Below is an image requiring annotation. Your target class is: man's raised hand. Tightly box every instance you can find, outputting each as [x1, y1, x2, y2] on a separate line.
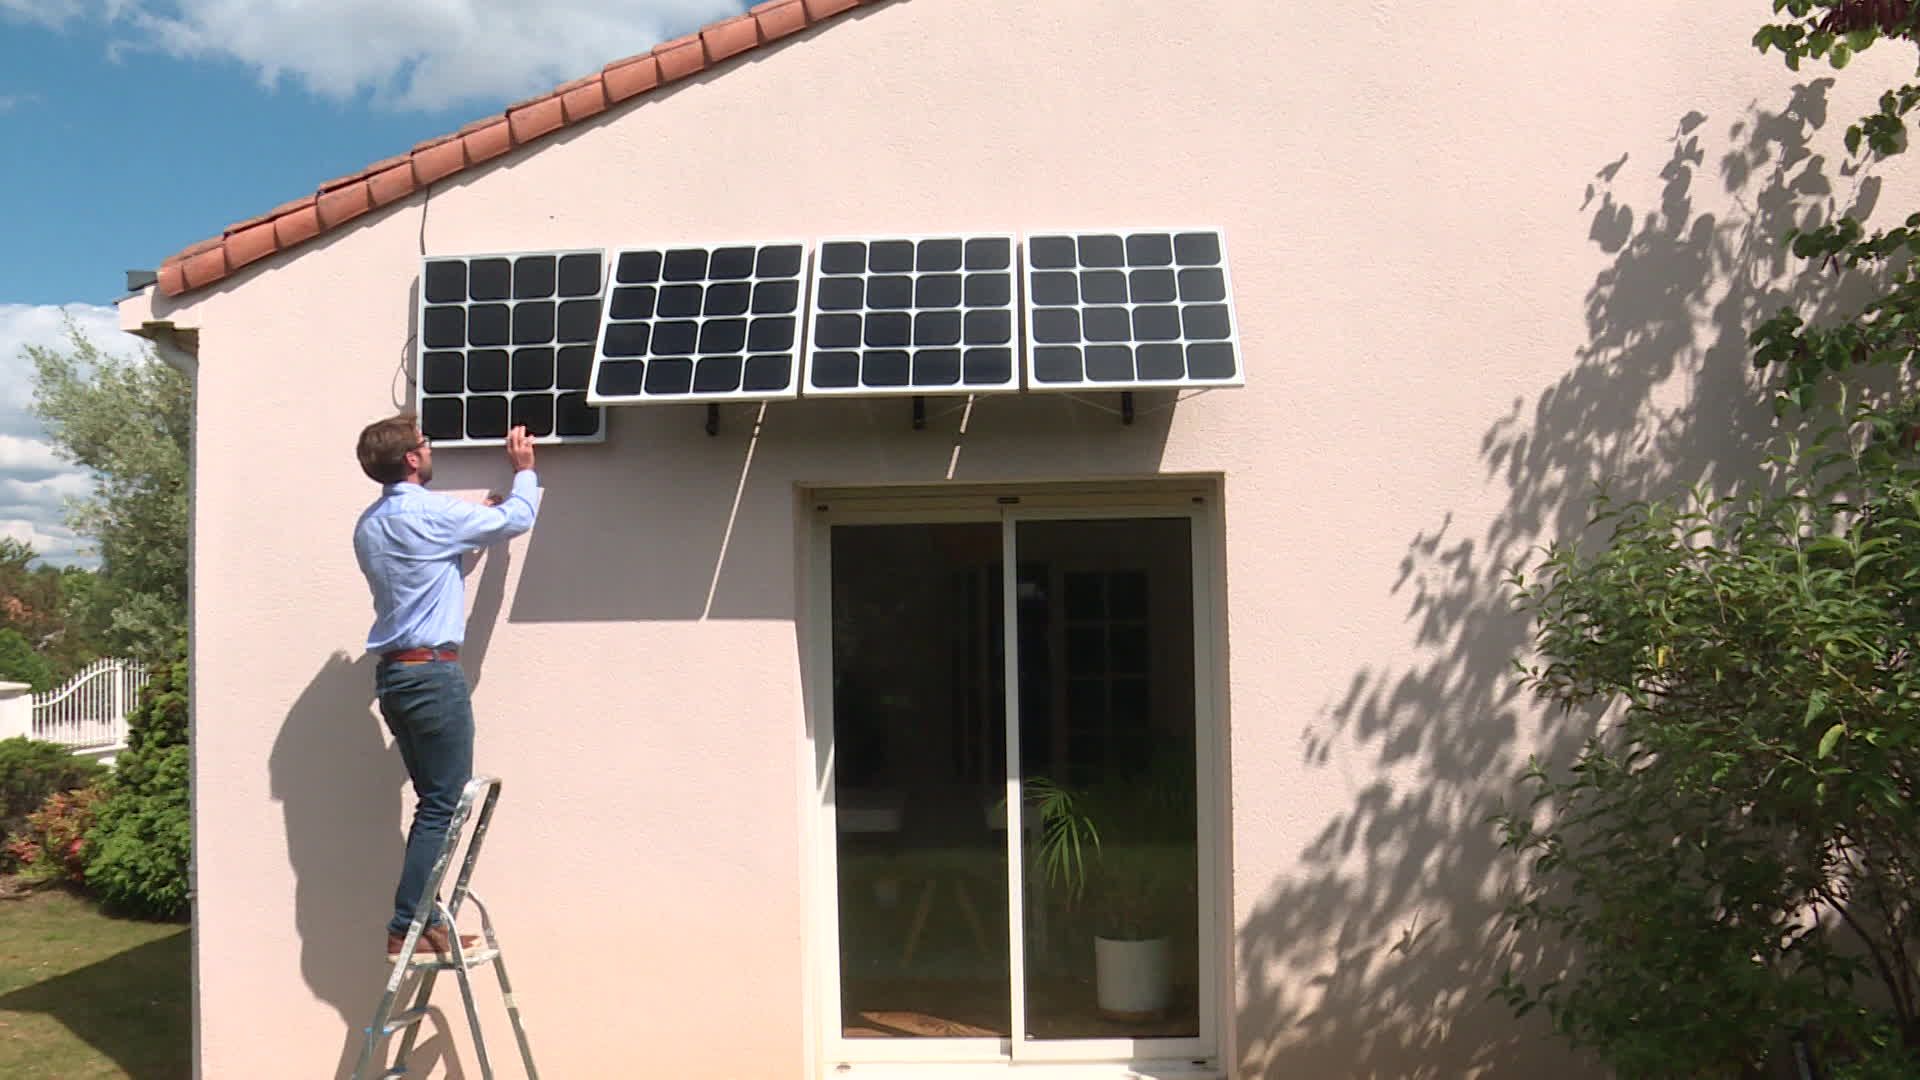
[505, 425, 536, 473]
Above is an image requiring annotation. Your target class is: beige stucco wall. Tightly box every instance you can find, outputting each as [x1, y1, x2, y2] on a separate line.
[124, 1, 1918, 1076]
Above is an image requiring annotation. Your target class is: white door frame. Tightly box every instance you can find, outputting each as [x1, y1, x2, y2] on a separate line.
[803, 483, 1226, 1076]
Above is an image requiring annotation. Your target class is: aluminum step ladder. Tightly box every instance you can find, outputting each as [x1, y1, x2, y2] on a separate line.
[352, 775, 539, 1080]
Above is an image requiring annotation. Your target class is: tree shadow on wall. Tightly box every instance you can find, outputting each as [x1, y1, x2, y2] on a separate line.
[1234, 80, 1884, 1078]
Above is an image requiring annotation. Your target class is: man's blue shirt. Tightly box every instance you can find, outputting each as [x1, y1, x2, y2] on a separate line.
[354, 470, 541, 653]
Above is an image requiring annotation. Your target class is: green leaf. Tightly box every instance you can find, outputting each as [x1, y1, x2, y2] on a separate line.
[1831, 43, 1852, 69]
[1805, 689, 1828, 726]
[1817, 722, 1845, 759]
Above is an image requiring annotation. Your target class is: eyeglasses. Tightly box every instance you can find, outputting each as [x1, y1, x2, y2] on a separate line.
[414, 436, 431, 450]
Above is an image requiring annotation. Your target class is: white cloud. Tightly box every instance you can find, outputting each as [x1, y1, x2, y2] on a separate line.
[0, 302, 144, 567]
[7, 0, 748, 111]
[0, 473, 93, 566]
[0, 471, 92, 507]
[0, 435, 69, 477]
[0, 1, 89, 29]
[0, 93, 38, 112]
[0, 521, 90, 565]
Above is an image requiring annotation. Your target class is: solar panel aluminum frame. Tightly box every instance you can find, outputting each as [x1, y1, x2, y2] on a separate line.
[415, 248, 611, 448]
[802, 231, 1023, 399]
[1020, 226, 1247, 393]
[586, 239, 811, 407]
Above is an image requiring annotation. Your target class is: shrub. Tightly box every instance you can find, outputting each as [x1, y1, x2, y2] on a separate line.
[0, 737, 107, 868]
[0, 628, 55, 693]
[1495, 412, 1920, 1076]
[82, 659, 189, 918]
[5, 785, 105, 884]
[122, 658, 186, 756]
[84, 746, 187, 918]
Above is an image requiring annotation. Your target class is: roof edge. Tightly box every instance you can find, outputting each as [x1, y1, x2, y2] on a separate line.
[156, 0, 880, 298]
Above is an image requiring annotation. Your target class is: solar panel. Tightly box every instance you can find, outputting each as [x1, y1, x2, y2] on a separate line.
[1022, 229, 1245, 390]
[587, 241, 808, 405]
[417, 250, 608, 446]
[804, 234, 1020, 397]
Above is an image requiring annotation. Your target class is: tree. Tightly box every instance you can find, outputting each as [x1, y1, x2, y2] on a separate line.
[1491, 6, 1920, 1076]
[1749, 3, 1920, 416]
[26, 325, 189, 661]
[0, 537, 106, 681]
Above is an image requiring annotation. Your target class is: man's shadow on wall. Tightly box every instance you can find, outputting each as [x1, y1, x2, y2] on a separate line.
[270, 544, 510, 1077]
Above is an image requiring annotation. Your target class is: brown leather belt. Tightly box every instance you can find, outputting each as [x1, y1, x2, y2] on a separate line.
[381, 647, 459, 663]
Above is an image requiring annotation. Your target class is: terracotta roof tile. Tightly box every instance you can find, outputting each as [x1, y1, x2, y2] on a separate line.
[273, 204, 323, 248]
[318, 168, 371, 193]
[651, 34, 709, 83]
[803, 0, 862, 19]
[153, 0, 880, 296]
[702, 14, 762, 62]
[752, 0, 810, 42]
[506, 87, 560, 113]
[316, 182, 373, 228]
[411, 139, 467, 185]
[560, 78, 610, 123]
[507, 95, 567, 143]
[603, 56, 661, 103]
[266, 194, 320, 218]
[224, 221, 279, 269]
[170, 237, 224, 263]
[461, 118, 513, 164]
[223, 208, 281, 236]
[181, 246, 230, 289]
[367, 163, 419, 208]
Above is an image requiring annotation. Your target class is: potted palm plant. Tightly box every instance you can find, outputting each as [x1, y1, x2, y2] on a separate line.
[1025, 754, 1195, 1019]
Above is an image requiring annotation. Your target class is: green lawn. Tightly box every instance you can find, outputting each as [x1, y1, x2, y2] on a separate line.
[0, 882, 189, 1080]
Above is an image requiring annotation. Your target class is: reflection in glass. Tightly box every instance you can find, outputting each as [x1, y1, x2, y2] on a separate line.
[1017, 518, 1200, 1040]
[832, 523, 1009, 1038]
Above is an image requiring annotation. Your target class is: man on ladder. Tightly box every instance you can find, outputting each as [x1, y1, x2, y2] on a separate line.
[353, 415, 540, 964]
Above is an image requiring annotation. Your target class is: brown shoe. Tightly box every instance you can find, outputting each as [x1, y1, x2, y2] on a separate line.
[385, 925, 481, 965]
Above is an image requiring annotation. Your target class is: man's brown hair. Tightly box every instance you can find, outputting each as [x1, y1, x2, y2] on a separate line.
[357, 412, 421, 484]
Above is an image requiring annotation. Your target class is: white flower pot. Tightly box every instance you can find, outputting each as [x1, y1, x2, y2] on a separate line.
[1094, 935, 1171, 1019]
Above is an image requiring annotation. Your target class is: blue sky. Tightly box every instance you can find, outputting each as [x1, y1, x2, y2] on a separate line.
[0, 0, 747, 562]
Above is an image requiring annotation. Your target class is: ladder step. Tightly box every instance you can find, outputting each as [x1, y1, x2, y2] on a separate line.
[403, 946, 500, 970]
[377, 1007, 429, 1036]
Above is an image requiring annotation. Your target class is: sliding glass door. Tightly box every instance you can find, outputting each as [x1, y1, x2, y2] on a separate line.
[816, 498, 1215, 1069]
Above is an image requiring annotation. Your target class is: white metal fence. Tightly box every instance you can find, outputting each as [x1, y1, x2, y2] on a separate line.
[29, 658, 150, 752]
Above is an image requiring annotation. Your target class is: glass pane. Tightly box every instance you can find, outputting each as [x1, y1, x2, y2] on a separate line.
[832, 523, 1010, 1039]
[1016, 518, 1200, 1041]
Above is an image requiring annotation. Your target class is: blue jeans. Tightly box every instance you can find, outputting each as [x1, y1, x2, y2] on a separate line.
[375, 659, 474, 937]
